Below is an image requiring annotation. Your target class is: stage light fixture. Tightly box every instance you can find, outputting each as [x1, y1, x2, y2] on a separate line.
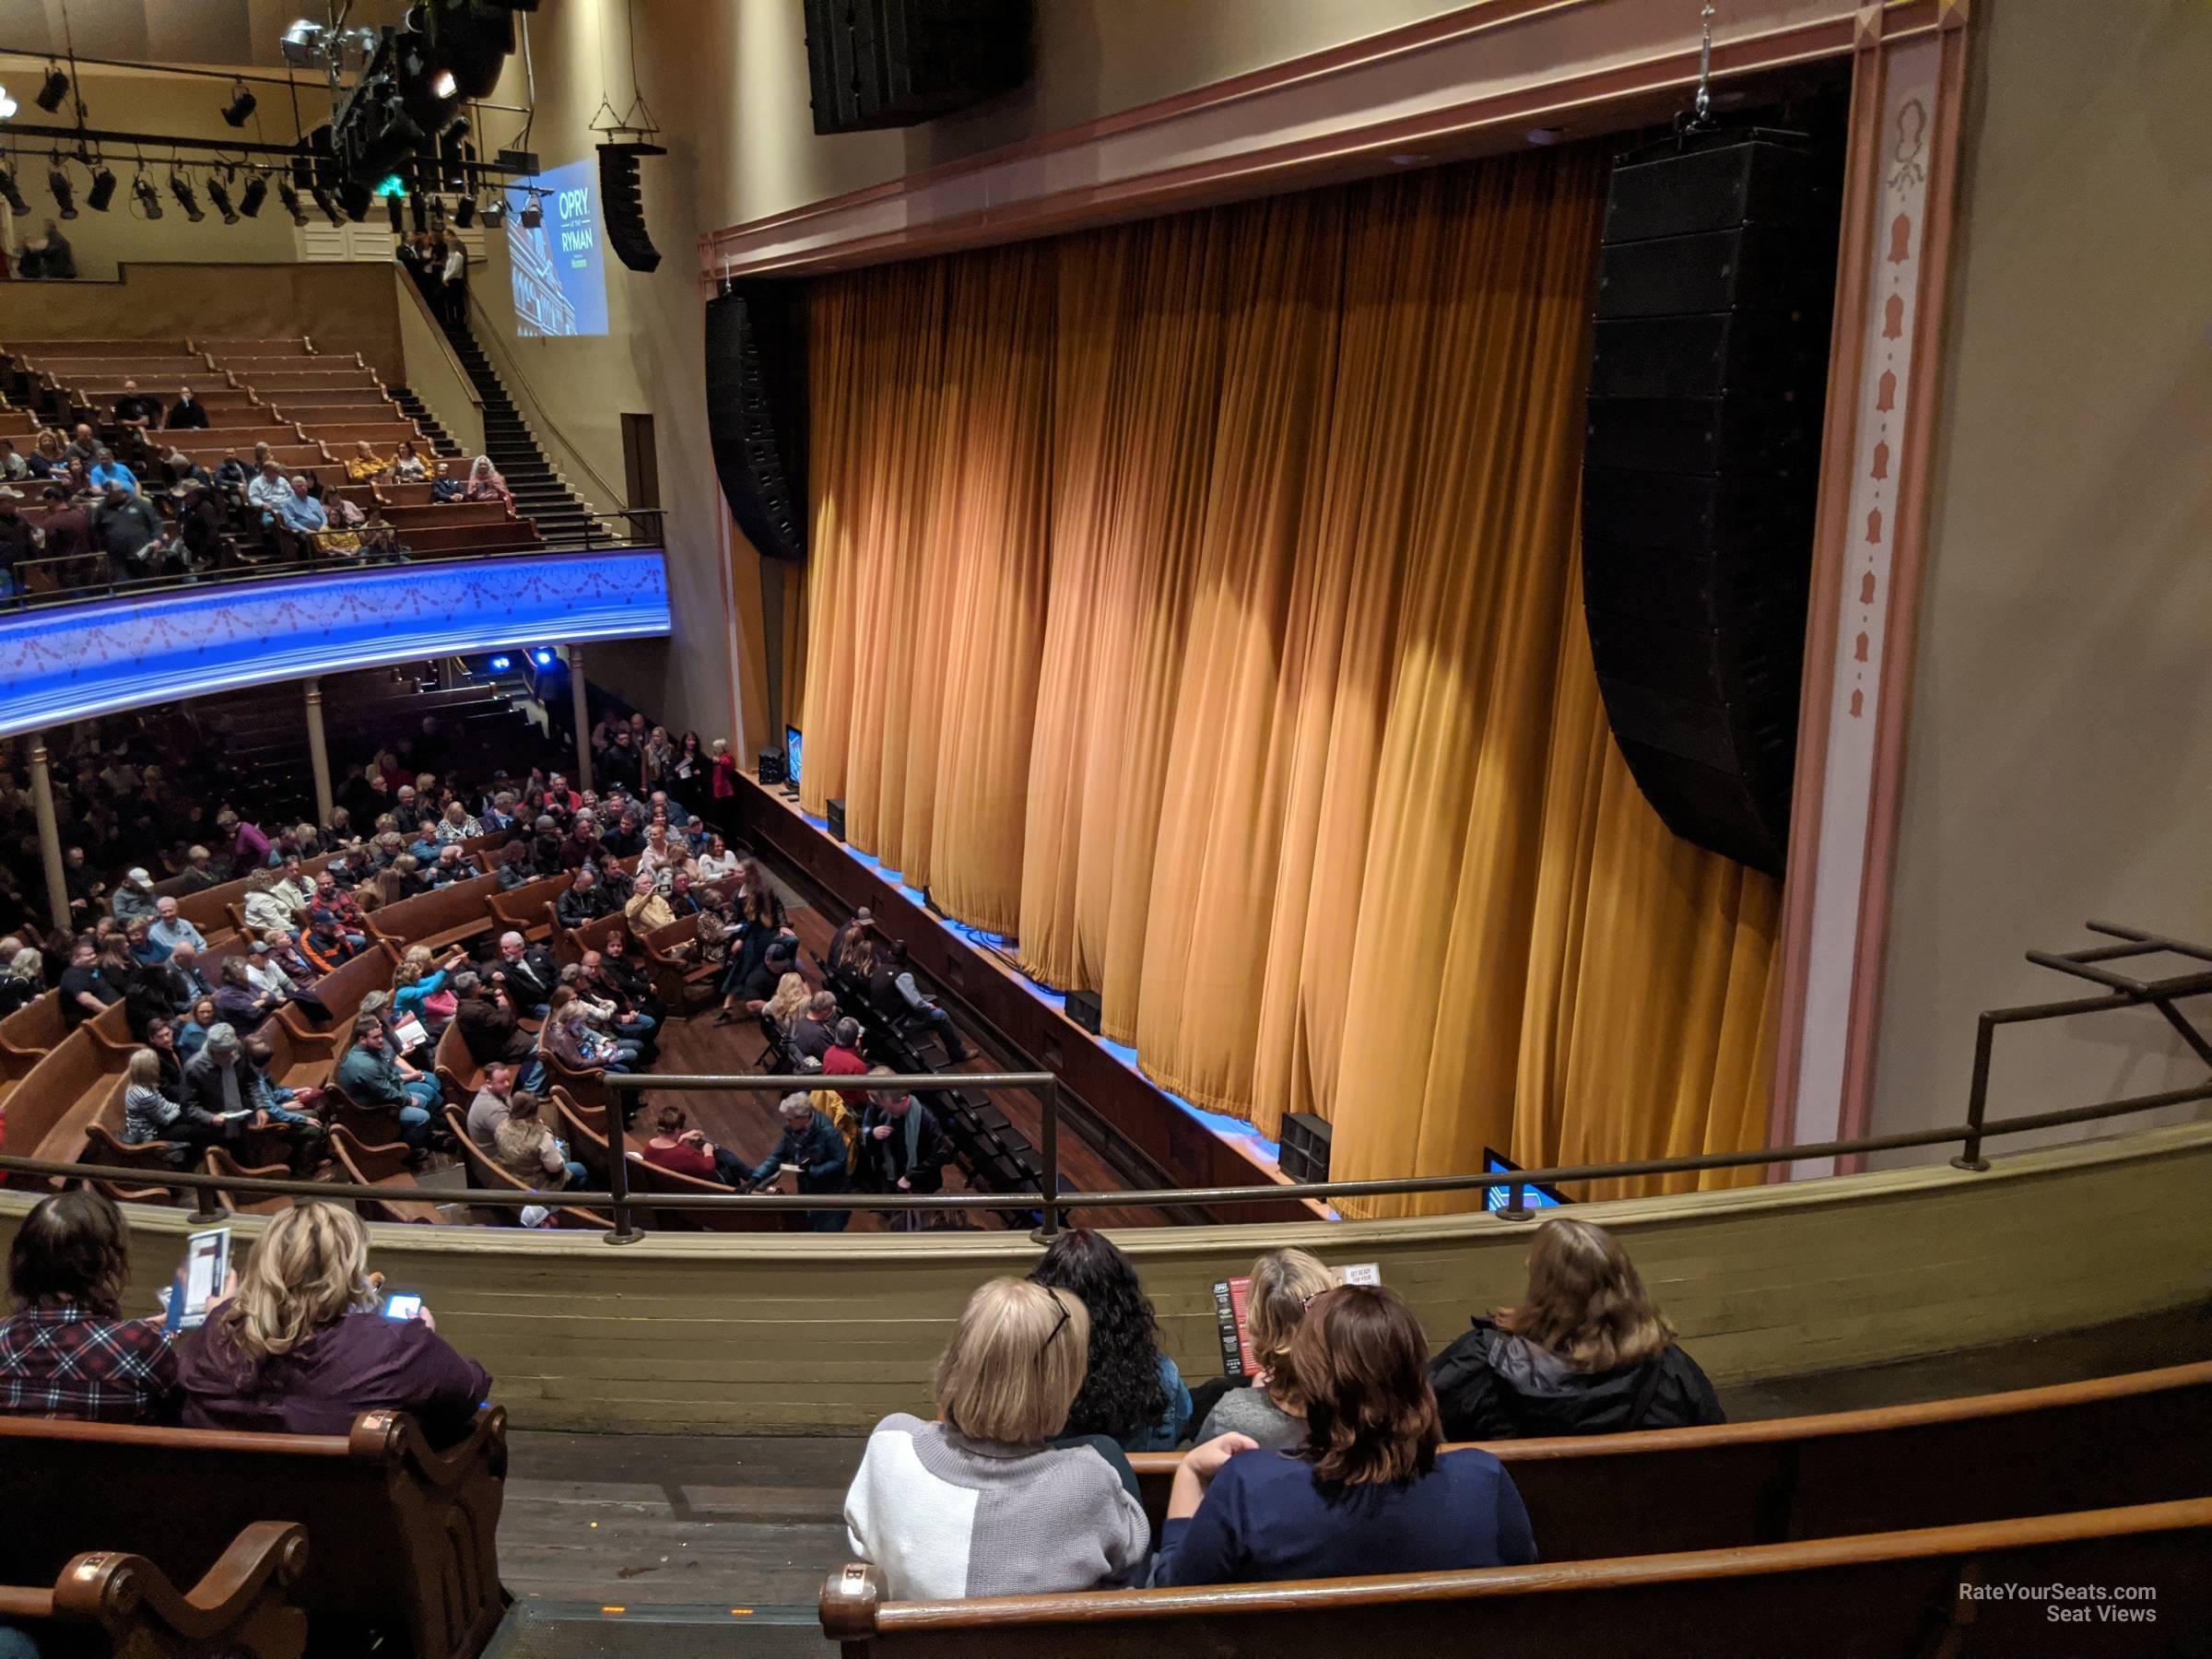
[0, 87, 18, 121]
[429, 70, 458, 100]
[86, 167, 115, 212]
[531, 648, 556, 667]
[488, 654, 512, 672]
[133, 173, 163, 219]
[206, 176, 239, 223]
[0, 169, 28, 216]
[311, 183, 344, 225]
[277, 178, 308, 225]
[221, 84, 258, 128]
[518, 192, 541, 229]
[338, 179, 372, 220]
[280, 20, 323, 67]
[35, 65, 68, 114]
[170, 171, 205, 222]
[481, 195, 505, 229]
[239, 173, 267, 218]
[48, 165, 74, 219]
[385, 192, 404, 232]
[453, 194, 476, 228]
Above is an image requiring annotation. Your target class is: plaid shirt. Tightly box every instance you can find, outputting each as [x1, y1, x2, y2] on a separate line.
[0, 1301, 179, 1423]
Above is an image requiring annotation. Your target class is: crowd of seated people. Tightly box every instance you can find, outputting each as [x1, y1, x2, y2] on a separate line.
[836, 1217, 1721, 1599]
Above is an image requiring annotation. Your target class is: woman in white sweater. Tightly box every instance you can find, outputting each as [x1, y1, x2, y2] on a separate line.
[843, 1277, 1149, 1601]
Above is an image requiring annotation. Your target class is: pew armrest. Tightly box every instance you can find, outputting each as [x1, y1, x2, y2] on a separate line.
[51, 1519, 310, 1647]
[821, 1561, 888, 1642]
[349, 1403, 512, 1486]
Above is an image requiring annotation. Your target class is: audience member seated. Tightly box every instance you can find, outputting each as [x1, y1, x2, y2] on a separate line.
[642, 1104, 750, 1188]
[300, 910, 366, 975]
[147, 895, 207, 958]
[213, 954, 286, 1030]
[112, 379, 161, 435]
[245, 459, 290, 516]
[180, 994, 222, 1057]
[164, 382, 210, 430]
[185, 1024, 324, 1170]
[124, 1045, 203, 1163]
[624, 872, 676, 935]
[557, 866, 616, 928]
[695, 832, 741, 887]
[394, 945, 466, 1052]
[334, 1015, 437, 1150]
[760, 972, 812, 1039]
[462, 456, 512, 505]
[175, 1202, 490, 1445]
[843, 1278, 1148, 1599]
[1429, 1215, 1724, 1440]
[110, 865, 159, 925]
[787, 991, 842, 1066]
[861, 1069, 955, 1204]
[0, 1191, 178, 1423]
[1155, 1285, 1537, 1586]
[345, 441, 391, 482]
[822, 1018, 869, 1087]
[391, 441, 429, 482]
[492, 1089, 586, 1192]
[455, 973, 541, 1087]
[464, 1062, 518, 1152]
[869, 939, 971, 1063]
[1030, 1228, 1191, 1453]
[746, 1092, 854, 1231]
[1191, 1249, 1335, 1449]
[57, 935, 121, 1028]
[0, 945, 42, 1017]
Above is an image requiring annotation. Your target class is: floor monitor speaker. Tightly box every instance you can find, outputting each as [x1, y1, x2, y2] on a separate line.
[705, 282, 808, 563]
[1065, 989, 1102, 1035]
[826, 798, 847, 841]
[1582, 128, 1840, 876]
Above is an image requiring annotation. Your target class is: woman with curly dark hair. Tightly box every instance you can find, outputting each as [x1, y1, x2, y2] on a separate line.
[1029, 1229, 1191, 1451]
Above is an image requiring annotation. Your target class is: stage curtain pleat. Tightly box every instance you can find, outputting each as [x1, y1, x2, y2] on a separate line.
[800, 144, 1781, 1207]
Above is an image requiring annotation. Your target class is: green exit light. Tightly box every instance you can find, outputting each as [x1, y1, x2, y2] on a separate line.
[373, 174, 408, 197]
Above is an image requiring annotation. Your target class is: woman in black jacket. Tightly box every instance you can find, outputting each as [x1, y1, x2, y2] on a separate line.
[1430, 1216, 1723, 1441]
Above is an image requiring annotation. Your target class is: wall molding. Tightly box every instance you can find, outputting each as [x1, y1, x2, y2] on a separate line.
[0, 551, 671, 738]
[699, 0, 1949, 283]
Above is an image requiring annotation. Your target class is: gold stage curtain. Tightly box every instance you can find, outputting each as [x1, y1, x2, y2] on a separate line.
[800, 146, 1781, 1210]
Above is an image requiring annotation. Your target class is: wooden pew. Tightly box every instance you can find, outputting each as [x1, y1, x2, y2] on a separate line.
[641, 912, 720, 1014]
[0, 1522, 309, 1659]
[554, 1087, 786, 1233]
[441, 1104, 609, 1229]
[276, 941, 397, 1040]
[81, 1075, 190, 1205]
[0, 987, 65, 1077]
[0, 1408, 508, 1659]
[332, 1122, 458, 1225]
[820, 1499, 2212, 1658]
[10, 1027, 131, 1166]
[364, 873, 500, 953]
[488, 870, 571, 942]
[1126, 1359, 2212, 1554]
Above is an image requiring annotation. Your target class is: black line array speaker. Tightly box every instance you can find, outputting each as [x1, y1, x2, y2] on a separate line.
[803, 0, 1031, 133]
[705, 281, 809, 564]
[596, 140, 666, 274]
[1583, 128, 1841, 876]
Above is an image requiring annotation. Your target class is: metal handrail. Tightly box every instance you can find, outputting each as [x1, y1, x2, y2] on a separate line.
[6, 1069, 2204, 1244]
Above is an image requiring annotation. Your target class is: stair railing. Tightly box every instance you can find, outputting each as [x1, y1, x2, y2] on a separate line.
[456, 290, 629, 530]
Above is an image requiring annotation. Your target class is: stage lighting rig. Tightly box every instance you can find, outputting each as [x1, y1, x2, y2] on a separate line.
[86, 166, 115, 212]
[0, 87, 18, 121]
[239, 172, 268, 218]
[311, 183, 345, 226]
[169, 171, 205, 222]
[35, 65, 68, 114]
[277, 177, 309, 225]
[517, 186, 544, 229]
[47, 163, 74, 219]
[221, 83, 258, 128]
[206, 175, 239, 223]
[133, 171, 162, 219]
[453, 194, 476, 228]
[0, 168, 29, 217]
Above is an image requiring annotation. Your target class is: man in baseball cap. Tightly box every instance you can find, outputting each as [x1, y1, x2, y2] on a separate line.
[112, 866, 159, 928]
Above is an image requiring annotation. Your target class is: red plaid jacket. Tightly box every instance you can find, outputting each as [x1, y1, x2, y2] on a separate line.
[0, 1301, 179, 1423]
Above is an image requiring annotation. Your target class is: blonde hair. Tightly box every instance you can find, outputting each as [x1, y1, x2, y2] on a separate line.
[1244, 1247, 1335, 1400]
[1494, 1216, 1674, 1372]
[126, 1048, 162, 1088]
[934, 1279, 1088, 1445]
[216, 1203, 375, 1370]
[763, 972, 810, 1026]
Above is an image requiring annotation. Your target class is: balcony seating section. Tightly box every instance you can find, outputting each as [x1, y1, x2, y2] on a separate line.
[0, 1406, 509, 1659]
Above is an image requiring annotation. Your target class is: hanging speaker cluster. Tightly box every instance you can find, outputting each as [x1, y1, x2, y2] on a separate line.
[596, 140, 666, 273]
[802, 0, 1031, 134]
[705, 282, 810, 563]
[1580, 128, 1841, 876]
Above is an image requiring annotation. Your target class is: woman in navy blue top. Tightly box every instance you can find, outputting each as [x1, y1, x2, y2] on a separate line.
[1153, 1284, 1536, 1585]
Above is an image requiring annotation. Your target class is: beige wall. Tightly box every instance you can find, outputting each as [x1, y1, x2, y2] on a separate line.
[1868, 0, 2212, 1157]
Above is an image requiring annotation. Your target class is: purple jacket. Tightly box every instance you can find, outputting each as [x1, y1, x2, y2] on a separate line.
[177, 1310, 490, 1445]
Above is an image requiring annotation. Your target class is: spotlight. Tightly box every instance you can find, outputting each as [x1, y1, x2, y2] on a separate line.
[480, 195, 505, 229]
[0, 169, 28, 217]
[0, 87, 18, 122]
[35, 65, 68, 114]
[518, 193, 541, 229]
[445, 116, 471, 148]
[488, 654, 512, 672]
[429, 70, 458, 100]
[221, 84, 258, 128]
[206, 176, 239, 224]
[47, 165, 73, 219]
[453, 194, 476, 229]
[86, 167, 115, 212]
[134, 173, 163, 219]
[277, 178, 308, 225]
[170, 172, 205, 222]
[280, 20, 324, 68]
[311, 184, 345, 226]
[531, 649, 556, 667]
[239, 173, 267, 218]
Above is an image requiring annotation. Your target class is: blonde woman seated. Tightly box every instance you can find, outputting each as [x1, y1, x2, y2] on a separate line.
[344, 439, 390, 482]
[761, 971, 812, 1037]
[1429, 1216, 1724, 1440]
[433, 800, 483, 843]
[1194, 1248, 1335, 1450]
[175, 1201, 490, 1444]
[843, 1278, 1149, 1600]
[462, 455, 512, 506]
